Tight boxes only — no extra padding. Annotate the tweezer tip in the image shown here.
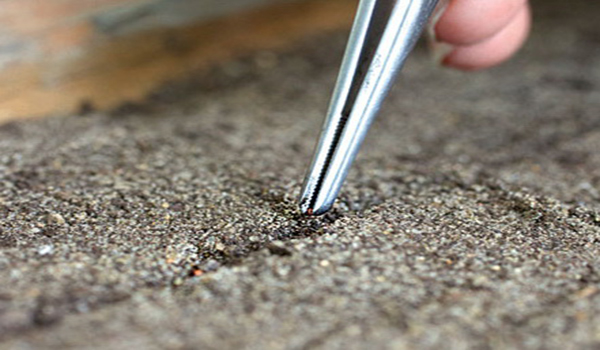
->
[299,200,332,216]
[299,203,316,216]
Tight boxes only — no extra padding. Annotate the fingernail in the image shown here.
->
[429,41,454,66]
[427,0,454,66]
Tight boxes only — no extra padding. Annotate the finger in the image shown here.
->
[435,0,528,46]
[442,4,531,70]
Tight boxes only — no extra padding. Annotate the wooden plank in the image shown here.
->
[0,0,356,123]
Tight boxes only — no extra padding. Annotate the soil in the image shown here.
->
[2,0,600,348]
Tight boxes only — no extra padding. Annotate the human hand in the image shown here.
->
[430,0,531,70]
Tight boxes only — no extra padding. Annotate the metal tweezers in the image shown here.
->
[299,0,440,215]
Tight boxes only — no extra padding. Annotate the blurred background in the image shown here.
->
[0,0,355,123]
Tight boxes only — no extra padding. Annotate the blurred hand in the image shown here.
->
[430,0,531,70]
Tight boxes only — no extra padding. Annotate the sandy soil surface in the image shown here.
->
[1,0,600,348]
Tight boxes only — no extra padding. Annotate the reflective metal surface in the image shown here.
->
[299,0,439,215]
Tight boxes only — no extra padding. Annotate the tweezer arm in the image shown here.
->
[299,0,439,215]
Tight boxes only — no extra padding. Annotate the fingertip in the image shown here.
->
[435,0,528,46]
[441,4,531,70]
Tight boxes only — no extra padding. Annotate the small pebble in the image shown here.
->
[47,213,66,225]
[38,245,54,256]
